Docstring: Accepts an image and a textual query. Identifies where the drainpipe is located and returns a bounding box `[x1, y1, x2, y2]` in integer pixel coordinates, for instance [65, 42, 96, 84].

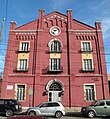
[67, 9, 73, 108]
[32, 9, 44, 106]
[95, 21, 105, 99]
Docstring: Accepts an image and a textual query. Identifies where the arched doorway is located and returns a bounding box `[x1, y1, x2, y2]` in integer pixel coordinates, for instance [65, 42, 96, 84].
[46, 79, 64, 102]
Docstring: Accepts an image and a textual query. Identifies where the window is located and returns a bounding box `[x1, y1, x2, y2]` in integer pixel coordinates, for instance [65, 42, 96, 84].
[81, 42, 92, 52]
[95, 101, 105, 106]
[106, 101, 110, 106]
[20, 42, 29, 52]
[0, 100, 5, 104]
[85, 85, 95, 101]
[50, 59, 60, 71]
[18, 59, 28, 71]
[16, 85, 25, 101]
[49, 82, 61, 91]
[83, 59, 93, 71]
[48, 102, 60, 107]
[50, 41, 61, 52]
[40, 103, 48, 108]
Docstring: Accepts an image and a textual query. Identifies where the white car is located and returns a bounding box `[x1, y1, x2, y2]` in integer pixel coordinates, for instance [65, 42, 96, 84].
[27, 102, 65, 118]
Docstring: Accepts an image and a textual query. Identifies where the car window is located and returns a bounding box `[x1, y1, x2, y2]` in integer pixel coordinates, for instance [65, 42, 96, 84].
[8, 100, 15, 104]
[48, 102, 60, 107]
[52, 103, 60, 107]
[40, 103, 48, 108]
[0, 100, 5, 105]
[106, 101, 110, 106]
[95, 101, 105, 106]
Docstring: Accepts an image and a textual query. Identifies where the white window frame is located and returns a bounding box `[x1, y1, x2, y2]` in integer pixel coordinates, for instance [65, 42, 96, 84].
[50, 59, 60, 71]
[50, 41, 61, 52]
[83, 59, 92, 70]
[19, 41, 30, 52]
[81, 41, 92, 52]
[18, 59, 28, 70]
[15, 84, 26, 101]
[84, 84, 96, 101]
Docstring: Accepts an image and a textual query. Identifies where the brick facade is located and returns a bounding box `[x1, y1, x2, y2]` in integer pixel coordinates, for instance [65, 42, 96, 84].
[1, 9, 109, 108]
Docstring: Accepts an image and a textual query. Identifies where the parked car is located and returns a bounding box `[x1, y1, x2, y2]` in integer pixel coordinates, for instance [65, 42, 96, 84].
[81, 99, 110, 118]
[0, 99, 22, 117]
[27, 102, 65, 118]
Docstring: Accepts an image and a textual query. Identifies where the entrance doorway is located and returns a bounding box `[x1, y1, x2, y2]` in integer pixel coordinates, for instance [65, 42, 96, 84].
[46, 80, 64, 102]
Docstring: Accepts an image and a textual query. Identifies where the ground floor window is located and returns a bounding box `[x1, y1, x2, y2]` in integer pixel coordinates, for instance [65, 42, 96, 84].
[16, 85, 25, 101]
[84, 84, 95, 101]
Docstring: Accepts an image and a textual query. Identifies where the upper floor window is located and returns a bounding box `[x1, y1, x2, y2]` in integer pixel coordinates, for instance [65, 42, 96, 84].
[81, 42, 92, 52]
[50, 59, 60, 71]
[50, 41, 61, 52]
[19, 42, 29, 52]
[48, 39, 62, 53]
[18, 59, 28, 71]
[83, 59, 93, 71]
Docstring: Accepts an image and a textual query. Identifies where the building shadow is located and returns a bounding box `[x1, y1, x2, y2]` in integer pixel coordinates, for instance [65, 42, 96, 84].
[65, 112, 83, 117]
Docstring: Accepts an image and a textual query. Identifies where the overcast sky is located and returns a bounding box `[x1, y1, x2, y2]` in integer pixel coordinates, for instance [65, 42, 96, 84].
[0, 0, 110, 74]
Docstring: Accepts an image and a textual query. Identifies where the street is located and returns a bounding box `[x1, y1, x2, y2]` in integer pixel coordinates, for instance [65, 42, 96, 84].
[0, 112, 110, 119]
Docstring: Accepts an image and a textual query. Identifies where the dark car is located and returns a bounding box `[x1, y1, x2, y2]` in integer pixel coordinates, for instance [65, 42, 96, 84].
[0, 99, 22, 117]
[81, 99, 110, 118]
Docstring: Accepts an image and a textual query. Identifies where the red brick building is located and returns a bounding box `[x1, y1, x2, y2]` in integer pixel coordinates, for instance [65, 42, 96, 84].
[1, 9, 109, 108]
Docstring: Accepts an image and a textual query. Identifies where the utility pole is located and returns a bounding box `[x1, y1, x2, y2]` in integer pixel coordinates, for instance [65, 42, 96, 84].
[0, 18, 5, 43]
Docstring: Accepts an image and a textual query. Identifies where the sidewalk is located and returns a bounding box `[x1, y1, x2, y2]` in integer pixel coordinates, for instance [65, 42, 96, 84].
[22, 107, 81, 113]
[65, 107, 81, 112]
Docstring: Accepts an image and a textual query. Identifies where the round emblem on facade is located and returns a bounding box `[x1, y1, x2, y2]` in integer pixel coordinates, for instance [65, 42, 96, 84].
[50, 26, 61, 36]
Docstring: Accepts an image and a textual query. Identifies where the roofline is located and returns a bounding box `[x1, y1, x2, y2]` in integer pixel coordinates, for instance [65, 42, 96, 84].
[15, 19, 38, 30]
[44, 11, 67, 18]
[73, 18, 96, 29]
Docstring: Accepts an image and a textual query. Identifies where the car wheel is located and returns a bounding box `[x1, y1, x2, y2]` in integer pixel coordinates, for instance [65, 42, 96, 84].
[28, 111, 36, 116]
[55, 111, 63, 118]
[5, 109, 13, 117]
[87, 110, 95, 118]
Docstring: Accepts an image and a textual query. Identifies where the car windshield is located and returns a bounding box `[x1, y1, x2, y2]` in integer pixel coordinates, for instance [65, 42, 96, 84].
[9, 100, 21, 105]
[35, 103, 42, 107]
[90, 101, 97, 106]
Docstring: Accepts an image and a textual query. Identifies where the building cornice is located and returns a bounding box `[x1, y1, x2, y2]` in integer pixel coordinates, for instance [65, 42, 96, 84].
[9, 29, 44, 32]
[41, 75, 70, 77]
[8, 74, 35, 77]
[68, 30, 102, 32]
[76, 74, 103, 77]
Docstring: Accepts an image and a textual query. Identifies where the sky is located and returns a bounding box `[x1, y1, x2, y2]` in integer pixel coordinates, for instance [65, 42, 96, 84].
[0, 0, 110, 74]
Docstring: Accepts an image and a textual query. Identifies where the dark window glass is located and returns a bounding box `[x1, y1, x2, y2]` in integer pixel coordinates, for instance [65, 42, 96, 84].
[106, 101, 110, 106]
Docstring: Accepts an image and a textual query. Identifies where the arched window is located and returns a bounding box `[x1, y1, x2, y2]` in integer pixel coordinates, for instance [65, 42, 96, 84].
[49, 82, 62, 91]
[50, 40, 61, 52]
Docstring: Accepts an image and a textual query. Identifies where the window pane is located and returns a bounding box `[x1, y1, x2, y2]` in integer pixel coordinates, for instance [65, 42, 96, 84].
[50, 41, 61, 52]
[19, 59, 27, 70]
[85, 85, 95, 101]
[84, 59, 92, 70]
[50, 59, 60, 71]
[106, 101, 110, 106]
[21, 42, 29, 51]
[82, 42, 91, 51]
[17, 85, 25, 101]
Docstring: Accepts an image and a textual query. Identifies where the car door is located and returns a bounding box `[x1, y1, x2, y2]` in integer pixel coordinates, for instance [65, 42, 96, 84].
[0, 100, 6, 113]
[38, 103, 49, 115]
[94, 100, 107, 116]
[105, 100, 110, 115]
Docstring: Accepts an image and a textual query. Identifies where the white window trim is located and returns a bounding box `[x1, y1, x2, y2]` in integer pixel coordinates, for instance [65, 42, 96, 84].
[15, 84, 26, 102]
[19, 41, 30, 51]
[81, 41, 92, 51]
[83, 83, 96, 102]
